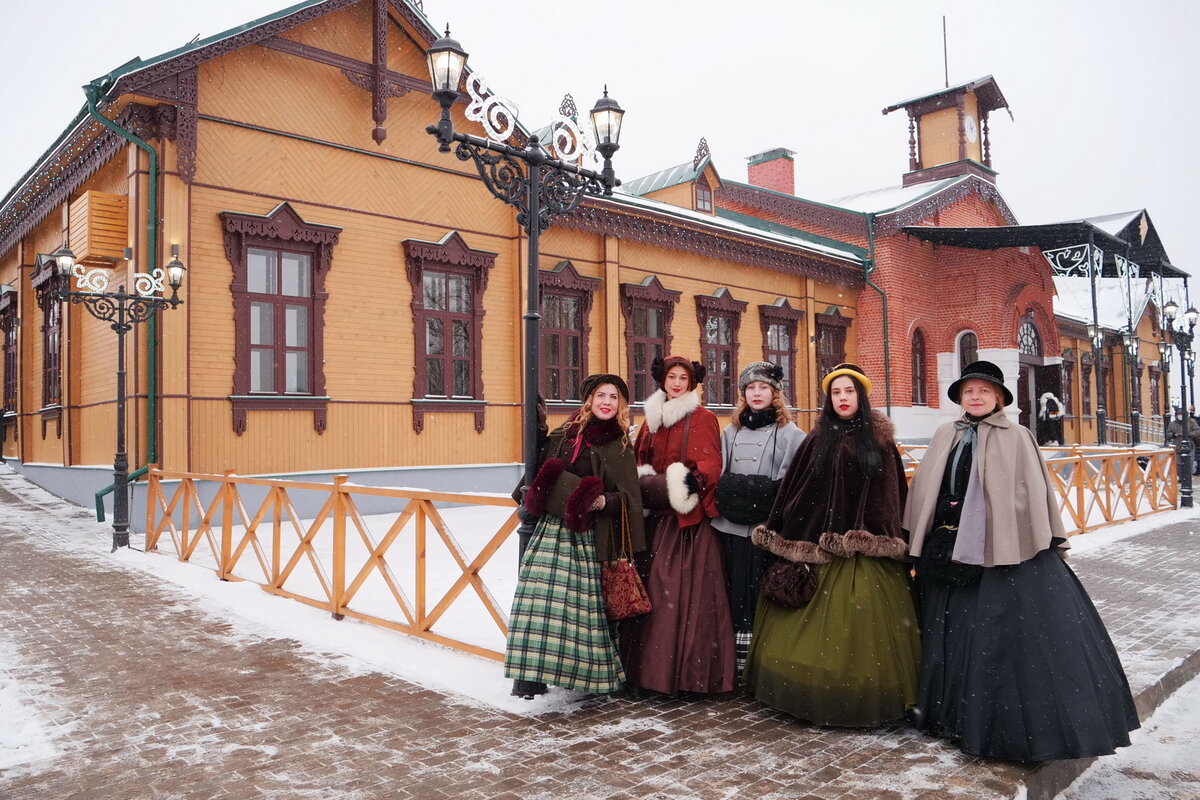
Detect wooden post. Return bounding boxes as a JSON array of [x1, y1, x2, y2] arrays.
[[416, 500, 427, 631], [332, 475, 348, 620], [219, 469, 235, 579], [144, 464, 159, 551]]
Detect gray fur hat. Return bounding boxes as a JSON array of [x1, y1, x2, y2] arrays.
[[739, 361, 784, 392]]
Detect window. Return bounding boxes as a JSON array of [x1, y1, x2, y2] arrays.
[[911, 328, 928, 405], [959, 331, 979, 372], [621, 277, 681, 403], [695, 178, 713, 213], [696, 290, 747, 407], [1149, 367, 1161, 418], [760, 299, 805, 404], [1061, 356, 1075, 418], [41, 293, 61, 409], [816, 310, 851, 400], [538, 262, 599, 403], [1081, 358, 1093, 416], [1018, 313, 1043, 356], [221, 203, 341, 435], [404, 232, 496, 433], [1, 290, 16, 440]]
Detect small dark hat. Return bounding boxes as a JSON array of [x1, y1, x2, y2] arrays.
[[739, 360, 784, 392], [948, 360, 1014, 406], [579, 373, 629, 402], [651, 355, 706, 390]]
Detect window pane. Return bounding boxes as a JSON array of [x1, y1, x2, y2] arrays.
[[633, 306, 647, 336], [251, 303, 274, 346], [426, 318, 443, 355], [647, 308, 661, 338], [454, 360, 470, 396], [248, 248, 278, 294], [423, 273, 446, 310], [427, 359, 444, 395], [562, 296, 580, 327], [285, 305, 308, 347], [565, 335, 579, 367], [449, 275, 471, 313], [634, 342, 647, 372], [452, 320, 470, 357], [286, 351, 309, 393], [281, 253, 311, 298], [544, 332, 560, 365], [544, 368, 560, 400], [543, 295, 561, 329], [251, 348, 274, 392], [565, 370, 580, 401]]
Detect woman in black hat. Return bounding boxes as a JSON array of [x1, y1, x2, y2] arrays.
[[505, 374, 645, 698], [904, 360, 1139, 760], [747, 363, 919, 727]]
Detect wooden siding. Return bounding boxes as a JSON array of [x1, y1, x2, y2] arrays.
[[68, 191, 128, 266]]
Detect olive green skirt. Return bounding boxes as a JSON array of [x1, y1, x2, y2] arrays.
[[746, 554, 920, 727]]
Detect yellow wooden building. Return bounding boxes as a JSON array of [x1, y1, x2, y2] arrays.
[[0, 0, 865, 511]]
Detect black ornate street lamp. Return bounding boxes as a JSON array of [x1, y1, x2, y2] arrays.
[[1086, 322, 1107, 445], [52, 244, 185, 550], [424, 29, 623, 698], [1163, 298, 1197, 508], [1123, 331, 1141, 446]]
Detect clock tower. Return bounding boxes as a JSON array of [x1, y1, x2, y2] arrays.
[[882, 75, 1011, 187]]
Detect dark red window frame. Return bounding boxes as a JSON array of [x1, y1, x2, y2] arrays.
[[696, 289, 747, 407], [620, 276, 681, 404], [221, 203, 340, 436], [695, 177, 713, 213], [30, 256, 62, 438], [815, 309, 851, 401], [1, 289, 17, 441], [404, 232, 496, 434], [538, 261, 599, 405], [760, 299, 805, 405]]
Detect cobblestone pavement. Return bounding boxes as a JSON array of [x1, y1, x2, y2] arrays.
[[1, 467, 1198, 800]]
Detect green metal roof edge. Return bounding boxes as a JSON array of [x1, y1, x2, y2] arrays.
[[715, 207, 868, 260]]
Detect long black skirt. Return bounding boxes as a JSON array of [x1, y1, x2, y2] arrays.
[[918, 548, 1139, 761]]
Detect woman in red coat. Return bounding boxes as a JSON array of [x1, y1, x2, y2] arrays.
[[621, 356, 736, 695]]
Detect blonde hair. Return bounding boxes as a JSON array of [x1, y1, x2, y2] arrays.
[[732, 387, 793, 428], [573, 386, 632, 449]]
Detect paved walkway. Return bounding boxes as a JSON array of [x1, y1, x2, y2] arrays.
[[1, 466, 1199, 800]]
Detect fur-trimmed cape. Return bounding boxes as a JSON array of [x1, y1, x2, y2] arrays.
[[634, 389, 722, 527], [753, 409, 909, 563]]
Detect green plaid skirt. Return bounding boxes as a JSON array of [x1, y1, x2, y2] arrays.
[[504, 514, 625, 693]]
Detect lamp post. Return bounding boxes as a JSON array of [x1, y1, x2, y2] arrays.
[[1163, 298, 1198, 508], [52, 244, 185, 550], [1159, 338, 1172, 444], [1123, 331, 1140, 446], [424, 30, 623, 698], [1086, 322, 1107, 444]]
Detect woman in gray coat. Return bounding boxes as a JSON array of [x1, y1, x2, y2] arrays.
[[713, 361, 805, 675]]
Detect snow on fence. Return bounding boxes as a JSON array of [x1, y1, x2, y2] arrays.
[[145, 448, 1178, 662]]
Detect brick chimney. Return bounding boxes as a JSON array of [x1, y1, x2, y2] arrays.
[[746, 148, 796, 195]]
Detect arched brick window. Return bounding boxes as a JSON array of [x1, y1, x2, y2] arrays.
[[911, 328, 928, 405], [958, 331, 978, 372]]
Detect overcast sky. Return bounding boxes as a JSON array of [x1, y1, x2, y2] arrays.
[[3, 0, 1198, 284]]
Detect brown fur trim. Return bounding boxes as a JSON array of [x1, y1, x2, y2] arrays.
[[870, 409, 896, 449], [525, 457, 565, 516], [564, 475, 604, 532], [824, 528, 909, 561], [752, 525, 832, 564], [818, 531, 853, 559]]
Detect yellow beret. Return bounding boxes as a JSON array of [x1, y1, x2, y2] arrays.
[[821, 363, 872, 396]]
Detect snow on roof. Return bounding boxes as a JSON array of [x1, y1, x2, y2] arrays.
[[1051, 210, 1144, 238], [605, 189, 863, 264], [823, 176, 966, 214], [622, 159, 707, 197], [1053, 276, 1155, 329]]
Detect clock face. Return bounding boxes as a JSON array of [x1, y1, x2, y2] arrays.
[[964, 114, 979, 144]]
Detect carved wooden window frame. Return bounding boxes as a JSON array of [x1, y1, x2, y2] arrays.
[[31, 256, 62, 438], [0, 290, 17, 441], [815, 309, 851, 402], [1081, 354, 1093, 417], [221, 203, 341, 436], [1061, 352, 1076, 418], [911, 328, 928, 406], [696, 289, 747, 407], [1132, 359, 1144, 413], [403, 232, 496, 434], [1149, 364, 1161, 418], [538, 261, 599, 406], [620, 276, 681, 404], [759, 299, 805, 405], [694, 177, 713, 214]]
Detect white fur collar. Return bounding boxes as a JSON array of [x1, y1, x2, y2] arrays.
[[642, 389, 700, 433]]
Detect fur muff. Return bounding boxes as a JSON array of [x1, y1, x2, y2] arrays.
[[524, 457, 565, 515], [637, 463, 657, 477], [665, 461, 700, 515], [564, 475, 605, 532], [821, 529, 909, 561], [752, 525, 833, 565]]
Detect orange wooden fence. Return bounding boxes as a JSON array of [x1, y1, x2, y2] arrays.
[[145, 447, 1178, 661]]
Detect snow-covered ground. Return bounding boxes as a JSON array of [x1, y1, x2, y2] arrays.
[[3, 464, 1200, 787]]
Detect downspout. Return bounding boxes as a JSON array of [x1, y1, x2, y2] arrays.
[[864, 212, 892, 415], [83, 82, 160, 518]]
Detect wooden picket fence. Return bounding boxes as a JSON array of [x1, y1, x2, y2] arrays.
[[144, 447, 1178, 662]]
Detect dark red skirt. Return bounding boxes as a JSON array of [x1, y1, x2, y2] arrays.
[[620, 516, 736, 694]]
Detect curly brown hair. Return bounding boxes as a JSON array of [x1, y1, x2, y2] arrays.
[[732, 387, 793, 428], [570, 384, 632, 449]]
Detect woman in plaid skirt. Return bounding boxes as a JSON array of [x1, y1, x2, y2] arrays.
[[505, 374, 645, 697]]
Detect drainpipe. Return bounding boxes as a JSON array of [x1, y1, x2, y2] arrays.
[[864, 213, 892, 415], [83, 82, 161, 517]]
